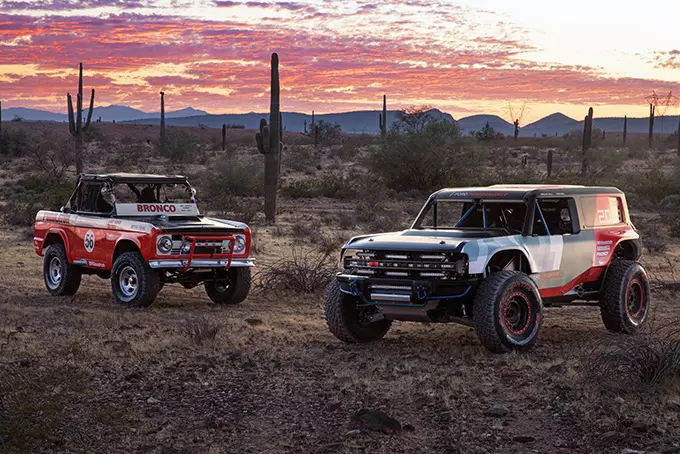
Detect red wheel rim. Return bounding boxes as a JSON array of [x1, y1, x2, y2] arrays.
[[503, 291, 532, 335], [625, 278, 646, 323]]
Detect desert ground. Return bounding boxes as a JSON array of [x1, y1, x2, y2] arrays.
[[1, 120, 680, 454]]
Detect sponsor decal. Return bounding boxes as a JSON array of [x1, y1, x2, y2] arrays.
[[115, 203, 198, 217], [88, 261, 105, 268], [84, 230, 95, 253], [137, 204, 176, 213]]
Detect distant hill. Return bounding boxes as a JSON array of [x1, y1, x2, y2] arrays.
[[457, 115, 514, 136], [1, 105, 208, 123], [124, 108, 456, 134], [3, 104, 678, 136], [521, 113, 581, 137], [3, 107, 67, 122]]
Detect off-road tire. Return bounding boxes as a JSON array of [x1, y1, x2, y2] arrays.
[[205, 268, 251, 305], [43, 243, 81, 296], [600, 260, 650, 334], [324, 279, 391, 343], [473, 271, 542, 353], [111, 252, 161, 307]]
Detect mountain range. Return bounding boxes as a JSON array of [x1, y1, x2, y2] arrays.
[[3, 105, 678, 136]]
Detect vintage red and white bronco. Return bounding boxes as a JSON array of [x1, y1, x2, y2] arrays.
[[34, 173, 254, 307]]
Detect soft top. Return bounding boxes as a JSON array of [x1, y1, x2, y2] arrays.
[[432, 184, 623, 201], [78, 173, 190, 185]]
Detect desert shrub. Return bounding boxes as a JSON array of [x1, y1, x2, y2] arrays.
[[367, 120, 478, 194], [255, 249, 334, 293], [583, 322, 680, 391], [356, 201, 409, 232], [284, 144, 317, 172], [281, 173, 356, 199], [29, 137, 75, 184], [0, 363, 91, 450], [104, 143, 151, 172], [157, 128, 207, 161], [182, 319, 220, 346], [633, 216, 668, 253], [313, 120, 342, 144], [199, 161, 263, 200], [670, 216, 680, 239], [627, 143, 649, 160], [624, 167, 680, 206], [1, 175, 75, 226], [0, 128, 35, 157]]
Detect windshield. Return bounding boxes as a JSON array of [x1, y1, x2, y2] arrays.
[[113, 182, 195, 204], [414, 200, 526, 232]]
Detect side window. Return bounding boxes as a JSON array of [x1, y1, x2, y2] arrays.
[[75, 183, 113, 214], [580, 196, 624, 227], [533, 198, 576, 235]]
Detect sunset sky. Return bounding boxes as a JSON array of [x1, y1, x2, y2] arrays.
[[0, 0, 679, 123]]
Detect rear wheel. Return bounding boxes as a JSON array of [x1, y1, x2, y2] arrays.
[[473, 271, 542, 353], [600, 260, 650, 333], [43, 243, 81, 296], [205, 267, 251, 304], [324, 280, 391, 343], [111, 252, 160, 307]]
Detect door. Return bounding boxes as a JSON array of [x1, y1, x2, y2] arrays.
[[524, 198, 594, 292]]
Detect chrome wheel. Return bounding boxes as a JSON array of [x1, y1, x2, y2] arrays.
[[47, 256, 62, 289], [119, 265, 138, 299]]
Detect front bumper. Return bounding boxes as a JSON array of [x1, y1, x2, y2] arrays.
[[149, 257, 255, 269], [337, 273, 479, 304]]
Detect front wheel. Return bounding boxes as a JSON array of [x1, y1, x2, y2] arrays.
[[324, 280, 391, 343], [473, 271, 542, 353], [111, 252, 160, 307], [600, 260, 650, 334], [205, 267, 252, 304], [43, 243, 81, 296]]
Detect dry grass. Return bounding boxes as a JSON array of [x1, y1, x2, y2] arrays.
[[2, 124, 680, 453]]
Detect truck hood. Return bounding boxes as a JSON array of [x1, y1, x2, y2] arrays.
[[344, 229, 506, 253], [117, 215, 248, 233]]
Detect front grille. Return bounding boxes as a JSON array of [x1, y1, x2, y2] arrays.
[[343, 250, 467, 280], [169, 235, 232, 256]]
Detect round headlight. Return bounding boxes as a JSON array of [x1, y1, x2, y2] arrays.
[[233, 235, 246, 254], [181, 242, 192, 254], [157, 236, 173, 254]]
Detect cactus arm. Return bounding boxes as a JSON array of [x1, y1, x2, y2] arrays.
[[67, 93, 75, 135], [84, 88, 95, 131], [76, 63, 83, 134]]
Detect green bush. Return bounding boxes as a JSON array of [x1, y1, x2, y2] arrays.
[[1, 175, 75, 226], [367, 120, 480, 194]]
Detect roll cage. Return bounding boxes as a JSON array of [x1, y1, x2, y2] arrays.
[[412, 195, 582, 237]]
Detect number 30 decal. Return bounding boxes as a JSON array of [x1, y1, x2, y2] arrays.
[[84, 230, 95, 253]]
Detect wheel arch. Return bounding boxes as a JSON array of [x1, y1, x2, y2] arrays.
[[43, 228, 71, 262], [613, 239, 642, 261], [484, 248, 533, 276], [113, 238, 142, 265]]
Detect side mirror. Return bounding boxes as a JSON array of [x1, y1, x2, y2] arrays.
[[60, 206, 66, 213]]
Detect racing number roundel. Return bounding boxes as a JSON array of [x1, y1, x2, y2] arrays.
[[84, 230, 95, 253]]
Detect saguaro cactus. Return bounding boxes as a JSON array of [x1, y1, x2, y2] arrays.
[[67, 63, 95, 174], [623, 115, 627, 146], [513, 119, 519, 141], [0, 100, 2, 153], [379, 95, 387, 137], [222, 124, 227, 151], [581, 107, 593, 176], [255, 53, 282, 222], [547, 149, 553, 178], [648, 104, 655, 148], [159, 91, 166, 153], [677, 115, 680, 157]]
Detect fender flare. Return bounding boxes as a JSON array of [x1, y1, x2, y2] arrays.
[[43, 228, 72, 262], [483, 247, 534, 276], [111, 236, 143, 268]]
